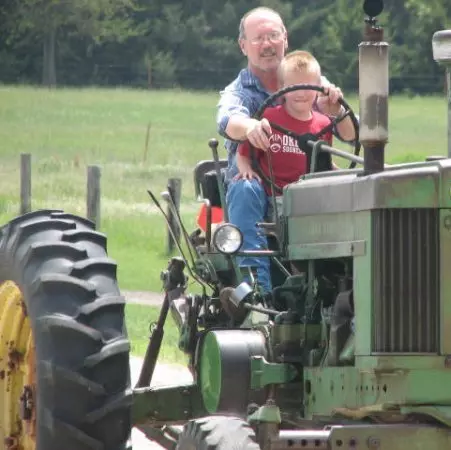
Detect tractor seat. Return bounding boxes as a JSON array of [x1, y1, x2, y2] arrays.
[[193, 159, 228, 208], [193, 159, 281, 248]]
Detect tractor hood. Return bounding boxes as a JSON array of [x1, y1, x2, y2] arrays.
[[283, 158, 451, 217]]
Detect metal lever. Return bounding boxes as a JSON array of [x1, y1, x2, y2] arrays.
[[161, 190, 198, 263], [208, 138, 229, 222]]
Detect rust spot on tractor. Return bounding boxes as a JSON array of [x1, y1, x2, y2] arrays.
[[8, 349, 23, 370], [367, 436, 381, 449], [19, 386, 34, 421], [20, 299, 28, 317], [4, 435, 18, 449]]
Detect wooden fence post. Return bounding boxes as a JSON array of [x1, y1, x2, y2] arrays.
[[143, 122, 151, 163], [87, 165, 101, 228], [167, 177, 182, 255], [147, 61, 152, 89], [20, 153, 31, 214]]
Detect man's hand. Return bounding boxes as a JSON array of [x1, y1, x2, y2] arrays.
[[245, 118, 272, 151]]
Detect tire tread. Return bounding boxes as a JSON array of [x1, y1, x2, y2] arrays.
[[0, 212, 131, 449]]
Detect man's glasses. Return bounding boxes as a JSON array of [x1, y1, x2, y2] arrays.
[[246, 31, 284, 46]]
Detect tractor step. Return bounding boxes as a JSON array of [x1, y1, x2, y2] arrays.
[[270, 424, 451, 449]]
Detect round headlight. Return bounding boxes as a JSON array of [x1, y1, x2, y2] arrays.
[[212, 223, 243, 255]]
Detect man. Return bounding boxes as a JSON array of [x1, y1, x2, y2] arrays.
[[216, 7, 352, 294]]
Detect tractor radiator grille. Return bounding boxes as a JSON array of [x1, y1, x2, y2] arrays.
[[372, 208, 439, 353]]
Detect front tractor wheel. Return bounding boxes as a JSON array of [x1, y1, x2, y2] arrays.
[[176, 416, 260, 450], [0, 210, 131, 450]]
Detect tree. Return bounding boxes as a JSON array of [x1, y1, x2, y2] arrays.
[[1, 0, 450, 92], [7, 0, 138, 87]]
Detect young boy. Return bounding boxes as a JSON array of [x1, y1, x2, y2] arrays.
[[236, 50, 355, 194], [234, 50, 356, 293]]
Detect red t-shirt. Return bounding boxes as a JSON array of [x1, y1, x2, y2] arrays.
[[238, 105, 333, 194]]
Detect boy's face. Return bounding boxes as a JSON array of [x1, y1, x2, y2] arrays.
[[282, 70, 321, 114]]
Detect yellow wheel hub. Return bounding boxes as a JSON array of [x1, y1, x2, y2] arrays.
[[0, 281, 36, 450]]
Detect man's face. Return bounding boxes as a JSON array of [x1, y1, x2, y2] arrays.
[[239, 13, 287, 74]]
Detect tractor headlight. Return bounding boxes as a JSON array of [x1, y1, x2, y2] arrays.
[[212, 223, 243, 255]]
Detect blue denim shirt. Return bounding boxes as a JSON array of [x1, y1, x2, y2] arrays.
[[216, 68, 357, 183], [216, 68, 270, 183]]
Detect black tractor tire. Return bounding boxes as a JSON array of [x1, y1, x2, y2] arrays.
[[0, 210, 131, 450], [176, 415, 260, 450]]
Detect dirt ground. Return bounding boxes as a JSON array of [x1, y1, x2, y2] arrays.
[[122, 290, 165, 306]]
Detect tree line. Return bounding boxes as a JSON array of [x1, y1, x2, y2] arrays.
[[1, 0, 450, 93]]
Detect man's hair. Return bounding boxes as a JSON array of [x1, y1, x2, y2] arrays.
[[277, 50, 322, 83], [238, 7, 285, 40]]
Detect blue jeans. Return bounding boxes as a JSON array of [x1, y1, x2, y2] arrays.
[[226, 178, 272, 293]]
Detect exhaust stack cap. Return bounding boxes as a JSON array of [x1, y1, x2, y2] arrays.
[[432, 30, 451, 64]]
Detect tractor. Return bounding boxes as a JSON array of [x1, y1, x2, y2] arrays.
[[2, 0, 451, 448]]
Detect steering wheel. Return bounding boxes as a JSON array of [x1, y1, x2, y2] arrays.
[[250, 84, 360, 195]]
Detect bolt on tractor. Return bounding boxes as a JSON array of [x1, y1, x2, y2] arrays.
[[2, 0, 451, 449]]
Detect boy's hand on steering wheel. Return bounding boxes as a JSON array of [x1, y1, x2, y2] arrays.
[[317, 82, 345, 116], [245, 118, 272, 151]]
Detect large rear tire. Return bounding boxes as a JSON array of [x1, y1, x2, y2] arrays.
[[0, 210, 131, 450], [176, 416, 260, 450]]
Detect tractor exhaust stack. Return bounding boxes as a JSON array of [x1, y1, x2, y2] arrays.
[[359, 0, 388, 175], [432, 30, 451, 158]]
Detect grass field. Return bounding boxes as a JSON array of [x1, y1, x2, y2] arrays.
[[0, 85, 448, 292], [125, 303, 188, 362], [0, 85, 448, 361]]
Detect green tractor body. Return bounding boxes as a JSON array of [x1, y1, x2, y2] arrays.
[[132, 155, 451, 450], [130, 3, 451, 448]]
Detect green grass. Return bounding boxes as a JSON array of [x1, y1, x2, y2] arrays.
[[125, 304, 188, 362], [0, 85, 218, 291], [0, 85, 449, 293]]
